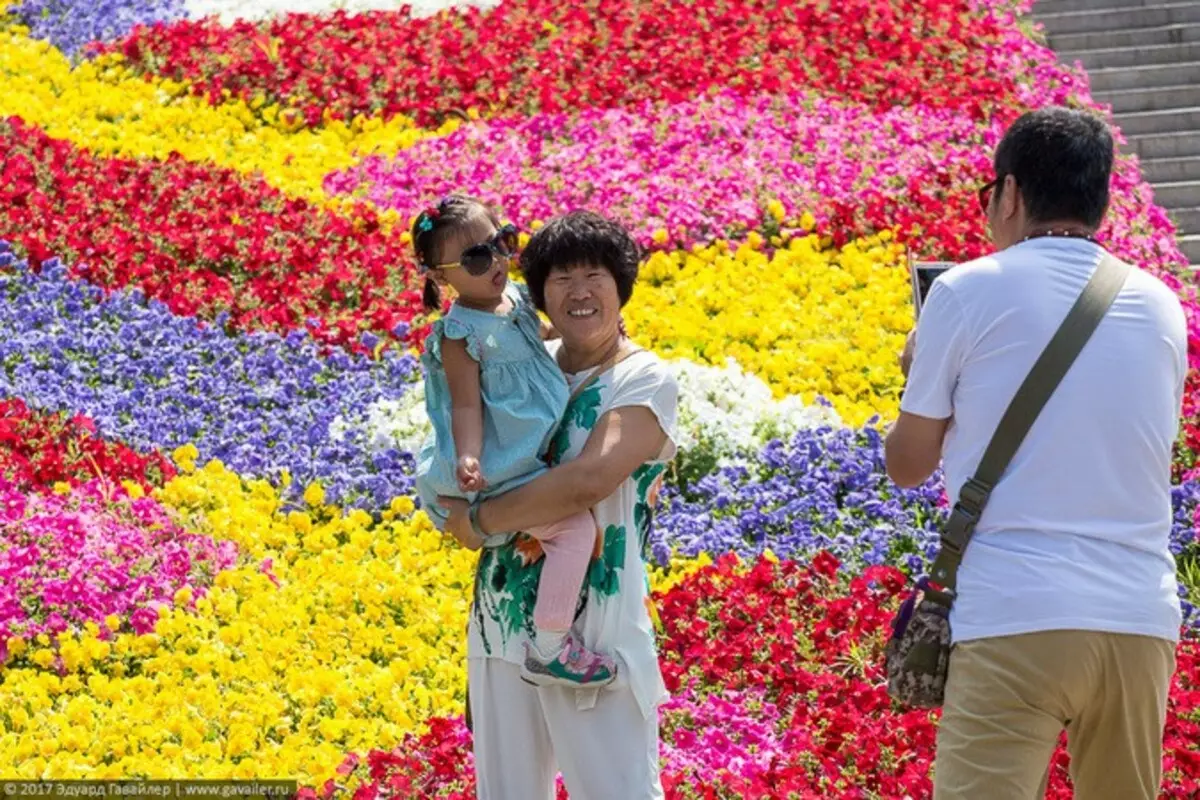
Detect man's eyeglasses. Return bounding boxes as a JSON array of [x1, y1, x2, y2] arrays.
[[978, 177, 1002, 213]]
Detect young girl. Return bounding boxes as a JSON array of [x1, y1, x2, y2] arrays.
[[412, 195, 618, 689]]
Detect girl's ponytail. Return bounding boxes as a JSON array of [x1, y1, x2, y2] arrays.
[[423, 277, 442, 311]]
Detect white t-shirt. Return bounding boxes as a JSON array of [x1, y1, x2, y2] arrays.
[[902, 237, 1186, 644], [467, 346, 679, 719]]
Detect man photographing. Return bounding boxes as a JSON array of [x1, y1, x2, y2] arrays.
[[886, 106, 1186, 799]]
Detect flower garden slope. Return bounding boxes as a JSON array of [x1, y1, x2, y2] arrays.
[[0, 27, 456, 203]]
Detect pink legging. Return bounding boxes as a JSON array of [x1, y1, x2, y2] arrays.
[[525, 510, 598, 631]]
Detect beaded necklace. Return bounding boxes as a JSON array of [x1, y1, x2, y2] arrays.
[[1021, 228, 1098, 245]]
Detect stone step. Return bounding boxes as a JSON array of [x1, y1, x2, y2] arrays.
[[1155, 180, 1200, 209], [1088, 61, 1200, 92], [1037, 0, 1188, 13], [1115, 107, 1200, 137], [1172, 207, 1200, 233], [1062, 41, 1200, 70], [1181, 234, 1200, 263], [1038, 3, 1200, 35], [1050, 23, 1200, 52], [1127, 131, 1200, 160], [1142, 156, 1200, 183], [1105, 85, 1200, 114]]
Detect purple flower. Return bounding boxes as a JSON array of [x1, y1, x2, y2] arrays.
[[0, 245, 420, 510], [10, 0, 188, 58]]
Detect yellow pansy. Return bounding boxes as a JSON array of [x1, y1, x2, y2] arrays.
[[626, 231, 912, 424]]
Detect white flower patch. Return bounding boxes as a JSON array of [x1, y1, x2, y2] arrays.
[[330, 357, 842, 462], [670, 357, 842, 458], [184, 0, 499, 25], [329, 378, 431, 455]]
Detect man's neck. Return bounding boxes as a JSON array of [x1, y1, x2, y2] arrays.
[[1020, 219, 1097, 241]]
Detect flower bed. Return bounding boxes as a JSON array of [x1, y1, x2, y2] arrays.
[[0, 462, 478, 780], [0, 244, 421, 509], [0, 479, 237, 646], [0, 28, 453, 201], [0, 117, 432, 349], [0, 397, 175, 493], [107, 0, 1054, 129], [324, 90, 1187, 274]]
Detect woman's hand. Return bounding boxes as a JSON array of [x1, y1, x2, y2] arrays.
[[439, 497, 482, 551]]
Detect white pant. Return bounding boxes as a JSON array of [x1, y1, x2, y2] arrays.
[[469, 658, 664, 800]]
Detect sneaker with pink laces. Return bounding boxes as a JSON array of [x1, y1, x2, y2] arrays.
[[520, 631, 618, 689]]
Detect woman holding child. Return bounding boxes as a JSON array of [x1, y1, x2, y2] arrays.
[[412, 199, 677, 800]]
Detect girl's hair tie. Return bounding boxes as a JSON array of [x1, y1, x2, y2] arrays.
[[417, 208, 438, 234]]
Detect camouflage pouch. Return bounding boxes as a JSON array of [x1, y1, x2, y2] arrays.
[[885, 577, 952, 708]]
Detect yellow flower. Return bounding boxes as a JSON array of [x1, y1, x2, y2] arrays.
[[800, 211, 817, 230], [651, 228, 669, 246], [171, 444, 200, 473], [625, 232, 912, 424], [389, 496, 415, 517], [303, 482, 326, 508], [767, 199, 786, 222], [52, 481, 71, 495], [121, 481, 145, 499]]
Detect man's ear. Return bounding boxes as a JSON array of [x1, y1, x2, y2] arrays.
[[1001, 173, 1022, 222]]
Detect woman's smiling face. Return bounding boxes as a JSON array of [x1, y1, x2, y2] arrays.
[[542, 261, 622, 354]]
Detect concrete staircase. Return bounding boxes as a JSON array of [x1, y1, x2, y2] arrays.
[[1035, 0, 1200, 268]]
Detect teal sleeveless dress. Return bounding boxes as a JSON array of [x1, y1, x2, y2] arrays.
[[415, 282, 569, 531]]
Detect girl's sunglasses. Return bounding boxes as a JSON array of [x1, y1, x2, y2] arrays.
[[430, 223, 519, 276]]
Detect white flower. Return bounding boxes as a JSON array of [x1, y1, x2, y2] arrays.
[[185, 0, 500, 25], [333, 357, 840, 461], [329, 380, 431, 455], [668, 357, 841, 455]]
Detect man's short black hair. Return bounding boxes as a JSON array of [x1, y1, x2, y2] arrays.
[[520, 211, 641, 311], [993, 106, 1114, 228]]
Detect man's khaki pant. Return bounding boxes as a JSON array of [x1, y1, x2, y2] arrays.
[[934, 630, 1175, 800]]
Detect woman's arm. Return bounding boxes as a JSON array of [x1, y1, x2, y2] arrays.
[[466, 405, 667, 535], [442, 336, 486, 492], [539, 318, 560, 341]]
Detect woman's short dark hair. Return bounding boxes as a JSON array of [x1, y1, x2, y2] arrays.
[[520, 211, 641, 311], [993, 106, 1114, 228]]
